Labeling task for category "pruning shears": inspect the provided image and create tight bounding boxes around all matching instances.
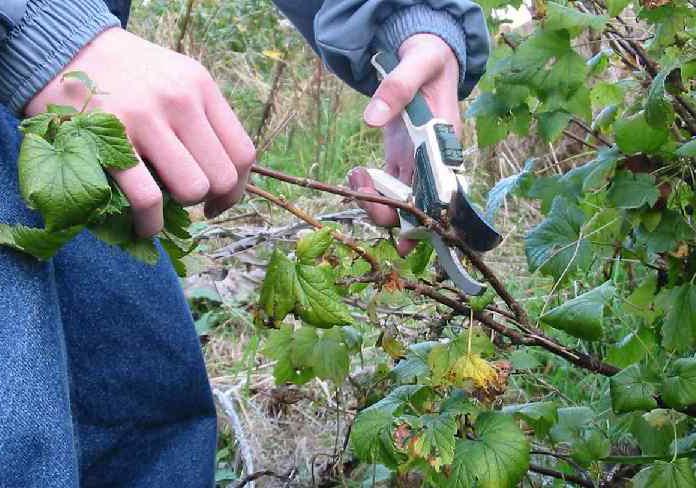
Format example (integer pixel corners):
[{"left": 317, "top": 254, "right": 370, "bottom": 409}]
[{"left": 367, "top": 50, "right": 502, "bottom": 296}]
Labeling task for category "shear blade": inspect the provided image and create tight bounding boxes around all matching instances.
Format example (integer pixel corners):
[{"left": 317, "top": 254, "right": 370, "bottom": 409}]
[
  {"left": 449, "top": 178, "right": 502, "bottom": 253},
  {"left": 431, "top": 234, "right": 486, "bottom": 296}
]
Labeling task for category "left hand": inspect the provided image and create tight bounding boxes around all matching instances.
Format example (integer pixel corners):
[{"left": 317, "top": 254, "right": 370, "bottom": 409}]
[{"left": 347, "top": 33, "right": 461, "bottom": 256}]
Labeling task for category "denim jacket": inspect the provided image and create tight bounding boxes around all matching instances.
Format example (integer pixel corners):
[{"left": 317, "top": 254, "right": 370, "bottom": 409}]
[{"left": 0, "top": 0, "right": 489, "bottom": 115}]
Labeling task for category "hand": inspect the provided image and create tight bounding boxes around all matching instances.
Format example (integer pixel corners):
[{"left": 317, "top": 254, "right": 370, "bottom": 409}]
[
  {"left": 347, "top": 34, "right": 461, "bottom": 255},
  {"left": 26, "top": 28, "right": 256, "bottom": 237}
]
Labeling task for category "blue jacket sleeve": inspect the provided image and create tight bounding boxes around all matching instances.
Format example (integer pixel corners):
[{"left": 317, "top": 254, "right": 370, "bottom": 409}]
[
  {"left": 272, "top": 0, "right": 490, "bottom": 100},
  {"left": 0, "top": 0, "right": 121, "bottom": 115}
]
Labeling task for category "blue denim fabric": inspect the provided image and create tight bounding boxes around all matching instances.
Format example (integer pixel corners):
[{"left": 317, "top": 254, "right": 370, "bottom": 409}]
[{"left": 0, "top": 107, "right": 217, "bottom": 486}]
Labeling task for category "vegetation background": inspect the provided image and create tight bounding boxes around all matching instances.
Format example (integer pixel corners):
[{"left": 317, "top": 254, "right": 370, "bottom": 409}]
[{"left": 122, "top": 1, "right": 696, "bottom": 487}]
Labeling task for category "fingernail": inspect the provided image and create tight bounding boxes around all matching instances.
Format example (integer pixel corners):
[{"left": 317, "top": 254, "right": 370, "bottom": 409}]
[
  {"left": 347, "top": 167, "right": 369, "bottom": 190},
  {"left": 364, "top": 98, "right": 391, "bottom": 126}
]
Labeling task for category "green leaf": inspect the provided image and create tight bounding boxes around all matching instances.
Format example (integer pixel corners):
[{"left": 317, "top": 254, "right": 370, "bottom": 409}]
[
  {"left": 606, "top": 0, "right": 631, "bottom": 16},
  {"left": 295, "top": 264, "right": 352, "bottom": 327},
  {"left": 497, "top": 29, "right": 587, "bottom": 100},
  {"left": 163, "top": 198, "right": 192, "bottom": 240},
  {"left": 607, "top": 170, "right": 660, "bottom": 209},
  {"left": 18, "top": 133, "right": 111, "bottom": 231},
  {"left": 446, "top": 413, "right": 529, "bottom": 488},
  {"left": 259, "top": 249, "right": 296, "bottom": 324},
  {"left": 537, "top": 110, "right": 572, "bottom": 142},
  {"left": 351, "top": 386, "right": 427, "bottom": 466},
  {"left": 19, "top": 112, "right": 57, "bottom": 138},
  {"left": 121, "top": 237, "right": 159, "bottom": 265},
  {"left": 391, "top": 342, "right": 436, "bottom": 383},
  {"left": 646, "top": 67, "right": 676, "bottom": 128},
  {"left": 610, "top": 364, "right": 658, "bottom": 413},
  {"left": 607, "top": 327, "right": 657, "bottom": 368},
  {"left": 587, "top": 49, "right": 612, "bottom": 76},
  {"left": 591, "top": 105, "right": 618, "bottom": 132},
  {"left": 411, "top": 413, "right": 457, "bottom": 465},
  {"left": 525, "top": 196, "right": 591, "bottom": 280},
  {"left": 657, "top": 284, "right": 696, "bottom": 353},
  {"left": 311, "top": 327, "right": 350, "bottom": 383},
  {"left": 662, "top": 357, "right": 696, "bottom": 410},
  {"left": 572, "top": 429, "right": 611, "bottom": 466},
  {"left": 614, "top": 111, "right": 669, "bottom": 155},
  {"left": 550, "top": 406, "right": 594, "bottom": 444},
  {"left": 676, "top": 139, "right": 696, "bottom": 157},
  {"left": 263, "top": 324, "right": 295, "bottom": 360},
  {"left": 351, "top": 408, "right": 398, "bottom": 465},
  {"left": 0, "top": 224, "right": 82, "bottom": 260},
  {"left": 631, "top": 410, "right": 688, "bottom": 456},
  {"left": 60, "top": 111, "right": 139, "bottom": 170},
  {"left": 544, "top": 2, "right": 607, "bottom": 36},
  {"left": 503, "top": 401, "right": 559, "bottom": 438},
  {"left": 632, "top": 459, "right": 696, "bottom": 488},
  {"left": 636, "top": 210, "right": 694, "bottom": 254},
  {"left": 540, "top": 282, "right": 615, "bottom": 341},
  {"left": 296, "top": 227, "right": 333, "bottom": 264},
  {"left": 582, "top": 148, "right": 621, "bottom": 192},
  {"left": 405, "top": 241, "right": 434, "bottom": 275},
  {"left": 486, "top": 159, "right": 535, "bottom": 220},
  {"left": 290, "top": 326, "right": 318, "bottom": 367},
  {"left": 509, "top": 350, "right": 541, "bottom": 370},
  {"left": 47, "top": 104, "right": 78, "bottom": 115},
  {"left": 591, "top": 81, "right": 625, "bottom": 109},
  {"left": 62, "top": 70, "right": 97, "bottom": 92}
]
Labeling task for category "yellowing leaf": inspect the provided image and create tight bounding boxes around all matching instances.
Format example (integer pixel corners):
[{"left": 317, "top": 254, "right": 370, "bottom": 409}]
[
  {"left": 262, "top": 49, "right": 284, "bottom": 60},
  {"left": 451, "top": 354, "right": 498, "bottom": 389}
]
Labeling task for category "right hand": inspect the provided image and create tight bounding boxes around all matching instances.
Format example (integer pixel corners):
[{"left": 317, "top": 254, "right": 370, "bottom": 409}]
[
  {"left": 25, "top": 28, "right": 256, "bottom": 237},
  {"left": 347, "top": 34, "right": 461, "bottom": 256}
]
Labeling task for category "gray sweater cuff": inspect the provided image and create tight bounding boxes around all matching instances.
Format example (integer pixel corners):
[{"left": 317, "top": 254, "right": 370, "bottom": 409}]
[
  {"left": 378, "top": 4, "right": 478, "bottom": 99},
  {"left": 0, "top": 0, "right": 121, "bottom": 115}
]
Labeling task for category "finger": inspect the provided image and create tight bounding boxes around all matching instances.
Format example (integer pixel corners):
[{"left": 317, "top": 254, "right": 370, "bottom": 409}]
[
  {"left": 203, "top": 83, "right": 256, "bottom": 216},
  {"left": 172, "top": 107, "right": 239, "bottom": 202},
  {"left": 347, "top": 167, "right": 399, "bottom": 227},
  {"left": 132, "top": 122, "right": 210, "bottom": 206},
  {"left": 364, "top": 50, "right": 445, "bottom": 128},
  {"left": 109, "top": 160, "right": 164, "bottom": 238},
  {"left": 383, "top": 118, "right": 414, "bottom": 185},
  {"left": 423, "top": 80, "right": 462, "bottom": 136},
  {"left": 397, "top": 238, "right": 419, "bottom": 257}
]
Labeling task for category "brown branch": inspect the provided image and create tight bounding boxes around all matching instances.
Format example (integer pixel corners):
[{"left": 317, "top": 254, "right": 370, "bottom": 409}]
[
  {"left": 249, "top": 166, "right": 621, "bottom": 376},
  {"left": 255, "top": 58, "right": 287, "bottom": 145},
  {"left": 251, "top": 165, "right": 436, "bottom": 228},
  {"left": 245, "top": 184, "right": 380, "bottom": 272},
  {"left": 234, "top": 469, "right": 294, "bottom": 488},
  {"left": 529, "top": 463, "right": 595, "bottom": 488},
  {"left": 402, "top": 279, "right": 619, "bottom": 375},
  {"left": 563, "top": 129, "right": 599, "bottom": 150},
  {"left": 251, "top": 165, "right": 528, "bottom": 323},
  {"left": 175, "top": 0, "right": 196, "bottom": 53}
]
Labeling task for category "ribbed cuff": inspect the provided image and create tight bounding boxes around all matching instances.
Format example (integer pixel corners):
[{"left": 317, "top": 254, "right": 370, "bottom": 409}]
[
  {"left": 0, "top": 0, "right": 121, "bottom": 115},
  {"left": 377, "top": 5, "right": 473, "bottom": 99}
]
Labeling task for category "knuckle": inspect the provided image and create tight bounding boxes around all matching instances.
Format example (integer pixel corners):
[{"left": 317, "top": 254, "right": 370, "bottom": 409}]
[
  {"left": 209, "top": 170, "right": 238, "bottom": 197},
  {"left": 172, "top": 176, "right": 210, "bottom": 205},
  {"left": 130, "top": 187, "right": 163, "bottom": 212},
  {"left": 383, "top": 77, "right": 414, "bottom": 105},
  {"left": 160, "top": 87, "right": 194, "bottom": 111},
  {"left": 236, "top": 140, "right": 257, "bottom": 170}
]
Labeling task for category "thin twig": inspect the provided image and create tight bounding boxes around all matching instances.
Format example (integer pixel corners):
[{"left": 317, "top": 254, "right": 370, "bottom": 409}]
[
  {"left": 246, "top": 184, "right": 379, "bottom": 271},
  {"left": 175, "top": 0, "right": 196, "bottom": 53},
  {"left": 529, "top": 463, "right": 595, "bottom": 487}
]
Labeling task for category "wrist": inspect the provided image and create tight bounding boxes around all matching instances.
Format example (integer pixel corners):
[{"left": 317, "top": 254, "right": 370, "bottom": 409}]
[{"left": 0, "top": 0, "right": 120, "bottom": 116}]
